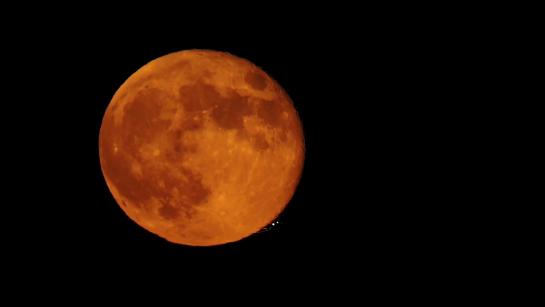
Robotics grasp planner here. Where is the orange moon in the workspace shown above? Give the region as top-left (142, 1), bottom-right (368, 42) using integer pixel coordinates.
top-left (99, 50), bottom-right (304, 246)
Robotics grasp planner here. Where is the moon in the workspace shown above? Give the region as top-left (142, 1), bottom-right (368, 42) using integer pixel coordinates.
top-left (99, 50), bottom-right (304, 246)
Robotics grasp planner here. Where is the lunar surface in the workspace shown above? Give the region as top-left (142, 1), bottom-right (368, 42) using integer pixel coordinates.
top-left (99, 50), bottom-right (304, 246)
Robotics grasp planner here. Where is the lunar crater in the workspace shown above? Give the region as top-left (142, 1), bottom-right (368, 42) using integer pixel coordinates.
top-left (245, 70), bottom-right (268, 90)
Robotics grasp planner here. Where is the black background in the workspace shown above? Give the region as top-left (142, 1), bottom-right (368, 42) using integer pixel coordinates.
top-left (4, 12), bottom-right (481, 282)
top-left (0, 5), bottom-right (532, 301)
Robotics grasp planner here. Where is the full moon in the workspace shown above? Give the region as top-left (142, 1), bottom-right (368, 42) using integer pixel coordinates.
top-left (99, 50), bottom-right (304, 246)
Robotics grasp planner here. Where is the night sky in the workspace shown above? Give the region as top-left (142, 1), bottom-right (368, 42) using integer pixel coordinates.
top-left (6, 15), bottom-right (472, 283)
